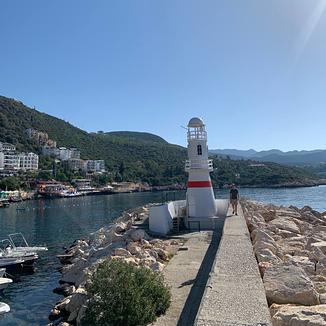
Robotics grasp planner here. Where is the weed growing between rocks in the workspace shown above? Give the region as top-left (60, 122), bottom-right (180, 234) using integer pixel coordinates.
top-left (82, 259), bottom-right (171, 326)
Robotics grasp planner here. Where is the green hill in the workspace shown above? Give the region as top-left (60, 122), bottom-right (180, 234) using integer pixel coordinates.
top-left (0, 95), bottom-right (320, 187)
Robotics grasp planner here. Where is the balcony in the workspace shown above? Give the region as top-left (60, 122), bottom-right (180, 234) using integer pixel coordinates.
top-left (185, 159), bottom-right (213, 171)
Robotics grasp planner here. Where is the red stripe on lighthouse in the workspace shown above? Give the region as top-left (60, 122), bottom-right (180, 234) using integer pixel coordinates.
top-left (187, 181), bottom-right (212, 188)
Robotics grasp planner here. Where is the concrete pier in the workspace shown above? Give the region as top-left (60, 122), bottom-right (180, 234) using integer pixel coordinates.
top-left (195, 204), bottom-right (272, 326)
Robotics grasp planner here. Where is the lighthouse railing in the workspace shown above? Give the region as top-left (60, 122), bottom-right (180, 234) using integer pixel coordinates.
top-left (187, 130), bottom-right (207, 140)
top-left (185, 159), bottom-right (213, 171)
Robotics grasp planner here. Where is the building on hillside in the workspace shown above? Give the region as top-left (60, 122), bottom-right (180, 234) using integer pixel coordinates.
top-left (0, 142), bottom-right (16, 152)
top-left (2, 152), bottom-right (19, 170)
top-left (69, 148), bottom-right (81, 159)
top-left (42, 145), bottom-right (60, 157)
top-left (64, 158), bottom-right (87, 171)
top-left (85, 160), bottom-right (106, 173)
top-left (17, 152), bottom-right (39, 171)
top-left (0, 152), bottom-right (4, 170)
top-left (43, 146), bottom-right (81, 161)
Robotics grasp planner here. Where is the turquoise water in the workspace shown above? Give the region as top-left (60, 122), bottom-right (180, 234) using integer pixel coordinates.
top-left (0, 186), bottom-right (325, 325)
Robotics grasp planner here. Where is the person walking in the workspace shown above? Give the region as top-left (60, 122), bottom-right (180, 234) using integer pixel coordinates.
top-left (230, 184), bottom-right (239, 215)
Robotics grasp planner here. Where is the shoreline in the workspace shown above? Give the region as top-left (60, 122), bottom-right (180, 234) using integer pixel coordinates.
top-left (2, 180), bottom-right (326, 206)
top-left (48, 204), bottom-right (184, 325)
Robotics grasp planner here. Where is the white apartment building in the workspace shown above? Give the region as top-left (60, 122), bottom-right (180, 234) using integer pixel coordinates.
top-left (42, 146), bottom-right (81, 161)
top-left (17, 153), bottom-right (39, 171)
top-left (0, 152), bottom-right (4, 170)
top-left (86, 160), bottom-right (106, 173)
top-left (0, 142), bottom-right (16, 152)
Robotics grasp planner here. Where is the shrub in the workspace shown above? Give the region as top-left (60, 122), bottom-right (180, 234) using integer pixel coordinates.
top-left (82, 259), bottom-right (171, 326)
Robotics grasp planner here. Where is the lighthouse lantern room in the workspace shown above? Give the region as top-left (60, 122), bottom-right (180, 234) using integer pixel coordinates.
top-left (185, 117), bottom-right (217, 219)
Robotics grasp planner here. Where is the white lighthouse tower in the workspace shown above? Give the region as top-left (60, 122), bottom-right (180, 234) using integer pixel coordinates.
top-left (185, 117), bottom-right (217, 219)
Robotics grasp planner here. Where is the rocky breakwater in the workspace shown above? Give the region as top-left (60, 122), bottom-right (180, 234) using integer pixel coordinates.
top-left (242, 200), bottom-right (326, 326)
top-left (48, 205), bottom-right (181, 326)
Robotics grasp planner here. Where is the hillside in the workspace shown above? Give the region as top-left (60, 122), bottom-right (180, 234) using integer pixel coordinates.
top-left (210, 148), bottom-right (326, 166)
top-left (0, 95), bottom-right (320, 187)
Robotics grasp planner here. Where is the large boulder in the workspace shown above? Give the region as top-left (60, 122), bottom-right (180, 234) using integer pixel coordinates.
top-left (128, 229), bottom-right (149, 242)
top-left (269, 217), bottom-right (301, 234)
top-left (270, 304), bottom-right (326, 326)
top-left (263, 264), bottom-right (319, 305)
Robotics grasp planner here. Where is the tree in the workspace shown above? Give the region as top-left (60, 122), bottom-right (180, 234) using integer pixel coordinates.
top-left (82, 260), bottom-right (171, 326)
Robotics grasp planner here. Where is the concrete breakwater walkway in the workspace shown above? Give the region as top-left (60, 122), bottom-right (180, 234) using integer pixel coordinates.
top-left (195, 205), bottom-right (272, 326)
top-left (154, 203), bottom-right (271, 326)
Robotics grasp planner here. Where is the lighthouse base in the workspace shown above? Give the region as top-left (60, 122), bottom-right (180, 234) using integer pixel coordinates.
top-left (185, 199), bottom-right (229, 231)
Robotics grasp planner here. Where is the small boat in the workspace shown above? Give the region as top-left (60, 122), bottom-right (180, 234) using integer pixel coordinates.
top-left (0, 241), bottom-right (38, 270)
top-left (0, 302), bottom-right (10, 315)
top-left (0, 276), bottom-right (13, 291)
top-left (8, 233), bottom-right (48, 253)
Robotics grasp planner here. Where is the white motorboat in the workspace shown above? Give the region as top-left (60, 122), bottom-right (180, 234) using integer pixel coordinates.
top-left (8, 233), bottom-right (48, 253)
top-left (0, 245), bottom-right (38, 269)
top-left (0, 302), bottom-right (10, 315)
top-left (0, 268), bottom-right (13, 291)
top-left (0, 277), bottom-right (12, 291)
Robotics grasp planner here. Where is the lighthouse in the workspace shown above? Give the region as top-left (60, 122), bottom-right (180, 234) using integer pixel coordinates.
top-left (185, 117), bottom-right (217, 218)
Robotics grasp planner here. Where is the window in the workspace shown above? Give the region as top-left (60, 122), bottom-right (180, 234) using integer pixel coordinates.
top-left (197, 145), bottom-right (202, 155)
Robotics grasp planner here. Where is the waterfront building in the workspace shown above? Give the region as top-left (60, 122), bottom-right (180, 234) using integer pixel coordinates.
top-left (72, 179), bottom-right (92, 191)
top-left (17, 152), bottom-right (39, 171)
top-left (85, 160), bottom-right (106, 173)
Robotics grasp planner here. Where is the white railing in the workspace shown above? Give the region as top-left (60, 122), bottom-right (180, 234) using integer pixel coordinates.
top-left (187, 130), bottom-right (207, 140)
top-left (185, 159), bottom-right (213, 171)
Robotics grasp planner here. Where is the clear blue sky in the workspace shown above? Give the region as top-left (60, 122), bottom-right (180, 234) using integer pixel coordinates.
top-left (1, 0), bottom-right (326, 150)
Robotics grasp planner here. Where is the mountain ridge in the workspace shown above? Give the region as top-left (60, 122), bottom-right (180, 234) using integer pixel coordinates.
top-left (0, 95), bottom-right (321, 187)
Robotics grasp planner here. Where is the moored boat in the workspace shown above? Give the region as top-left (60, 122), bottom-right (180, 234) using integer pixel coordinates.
top-left (0, 273), bottom-right (13, 291)
top-left (0, 302), bottom-right (10, 315)
top-left (8, 233), bottom-right (48, 253)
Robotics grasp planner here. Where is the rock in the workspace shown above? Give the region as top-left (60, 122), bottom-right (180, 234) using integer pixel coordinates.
top-left (150, 262), bottom-right (165, 272)
top-left (129, 229), bottom-right (147, 242)
top-left (127, 242), bottom-right (142, 255)
top-left (270, 303), bottom-right (326, 326)
top-left (258, 261), bottom-right (273, 277)
top-left (141, 239), bottom-right (152, 249)
top-left (67, 309), bottom-right (78, 322)
top-left (58, 323), bottom-right (72, 326)
top-left (65, 291), bottom-right (88, 314)
top-left (140, 256), bottom-right (157, 267)
top-left (269, 217), bottom-right (301, 234)
top-left (123, 257), bottom-right (139, 266)
top-left (115, 222), bottom-right (127, 233)
top-left (320, 294), bottom-right (326, 304)
top-left (311, 241), bottom-right (326, 255)
top-left (53, 284), bottom-right (76, 296)
top-left (154, 248), bottom-right (169, 261)
top-left (255, 248), bottom-right (281, 264)
top-left (263, 263), bottom-right (319, 305)
top-left (76, 304), bottom-right (87, 326)
top-left (55, 297), bottom-right (71, 310)
top-left (49, 308), bottom-right (62, 321)
top-left (61, 259), bottom-right (90, 286)
top-left (113, 248), bottom-right (131, 257)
